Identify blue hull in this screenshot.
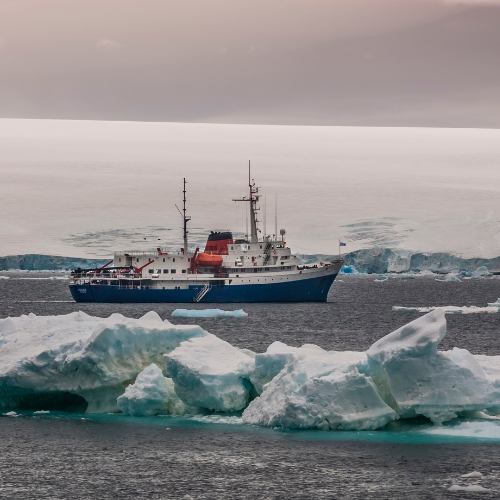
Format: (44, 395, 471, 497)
(69, 273, 338, 303)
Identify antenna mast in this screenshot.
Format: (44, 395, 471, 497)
(182, 178, 191, 253)
(233, 160, 260, 243)
(275, 194, 277, 242)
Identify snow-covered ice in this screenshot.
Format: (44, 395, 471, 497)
(242, 351, 396, 430)
(171, 309, 248, 318)
(165, 334, 255, 412)
(248, 341, 328, 394)
(0, 311, 206, 413)
(117, 363, 190, 416)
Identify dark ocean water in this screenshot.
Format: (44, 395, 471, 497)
(1, 274, 500, 499)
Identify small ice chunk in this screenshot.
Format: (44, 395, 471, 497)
(165, 334, 254, 412)
(461, 471, 483, 478)
(171, 309, 248, 318)
(448, 485, 490, 492)
(33, 410, 50, 414)
(3, 411, 18, 417)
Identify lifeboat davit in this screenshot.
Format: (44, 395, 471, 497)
(196, 253, 223, 267)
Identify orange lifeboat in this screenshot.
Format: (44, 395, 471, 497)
(196, 253, 223, 267)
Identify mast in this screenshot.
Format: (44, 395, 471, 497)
(182, 178, 191, 253)
(233, 160, 260, 243)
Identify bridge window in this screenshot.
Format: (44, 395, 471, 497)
(188, 258, 190, 262)
(163, 269, 168, 274)
(118, 258, 121, 262)
(137, 258, 139, 262)
(260, 245, 262, 249)
(173, 258, 175, 262)
(163, 258, 165, 262)
(171, 269, 176, 274)
(148, 269, 154, 274)
(182, 269, 186, 273)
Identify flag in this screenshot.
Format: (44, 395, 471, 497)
(339, 242, 346, 246)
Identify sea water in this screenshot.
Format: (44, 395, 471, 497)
(1, 274, 500, 498)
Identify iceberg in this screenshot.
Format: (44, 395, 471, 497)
(171, 309, 248, 318)
(0, 311, 206, 413)
(117, 363, 191, 416)
(2, 309, 500, 431)
(165, 334, 255, 412)
(367, 309, 500, 424)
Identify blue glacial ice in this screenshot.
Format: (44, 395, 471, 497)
(2, 309, 500, 433)
(171, 309, 248, 318)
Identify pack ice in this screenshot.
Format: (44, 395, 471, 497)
(0, 311, 205, 413)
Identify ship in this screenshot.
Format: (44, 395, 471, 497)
(69, 166, 343, 303)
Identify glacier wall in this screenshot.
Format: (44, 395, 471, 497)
(0, 254, 107, 271)
(342, 248, 500, 274)
(1, 249, 499, 273)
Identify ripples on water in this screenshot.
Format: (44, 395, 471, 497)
(1, 274, 500, 498)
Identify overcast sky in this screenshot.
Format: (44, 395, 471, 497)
(0, 0, 499, 127)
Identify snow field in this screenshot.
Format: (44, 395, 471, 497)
(1, 309, 500, 432)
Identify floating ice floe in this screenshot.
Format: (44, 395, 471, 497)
(171, 309, 248, 318)
(0, 311, 205, 413)
(488, 298, 500, 307)
(435, 273, 462, 282)
(392, 305, 499, 314)
(448, 485, 490, 493)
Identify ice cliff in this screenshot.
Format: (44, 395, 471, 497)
(342, 248, 500, 274)
(2, 249, 499, 274)
(1, 309, 500, 431)
(0, 254, 107, 271)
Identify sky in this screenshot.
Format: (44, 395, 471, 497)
(0, 0, 499, 127)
